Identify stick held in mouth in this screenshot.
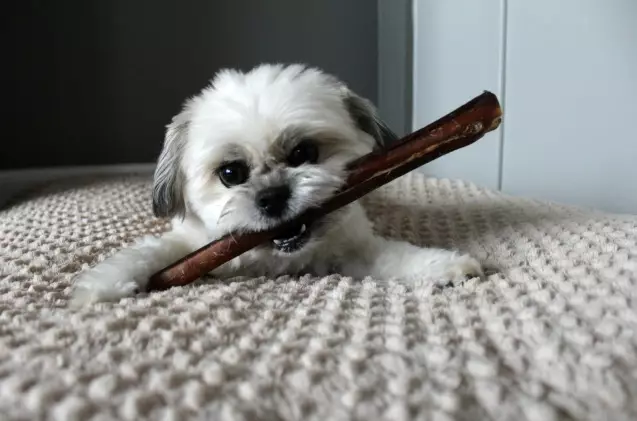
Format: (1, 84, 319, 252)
(147, 91, 503, 292)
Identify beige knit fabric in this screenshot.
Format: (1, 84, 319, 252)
(0, 173, 636, 421)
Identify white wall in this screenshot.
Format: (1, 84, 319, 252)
(413, 0, 637, 215)
(412, 0, 506, 190)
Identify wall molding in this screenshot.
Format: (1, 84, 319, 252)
(0, 163, 156, 209)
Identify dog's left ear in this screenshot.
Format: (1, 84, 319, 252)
(343, 91, 399, 150)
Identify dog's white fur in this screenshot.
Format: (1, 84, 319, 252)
(70, 64, 482, 307)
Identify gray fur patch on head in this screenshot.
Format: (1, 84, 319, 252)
(343, 92, 399, 149)
(152, 108, 190, 218)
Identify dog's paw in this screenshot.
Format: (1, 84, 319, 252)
(431, 254, 484, 287)
(69, 267, 141, 308)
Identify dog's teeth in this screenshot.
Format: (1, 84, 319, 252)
(273, 239, 283, 245)
(300, 224, 307, 233)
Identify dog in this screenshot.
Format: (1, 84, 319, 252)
(70, 63, 482, 306)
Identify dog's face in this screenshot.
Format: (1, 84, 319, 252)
(152, 64, 395, 254)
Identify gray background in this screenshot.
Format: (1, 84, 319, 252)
(5, 0, 408, 170)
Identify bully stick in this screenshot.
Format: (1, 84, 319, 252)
(146, 90, 503, 292)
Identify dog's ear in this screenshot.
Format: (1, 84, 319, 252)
(343, 91, 399, 150)
(152, 107, 190, 219)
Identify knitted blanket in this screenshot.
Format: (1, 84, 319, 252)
(0, 173, 636, 421)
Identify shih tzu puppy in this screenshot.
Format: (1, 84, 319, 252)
(70, 63, 482, 306)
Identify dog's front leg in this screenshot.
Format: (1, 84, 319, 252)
(70, 222, 207, 307)
(342, 235, 483, 286)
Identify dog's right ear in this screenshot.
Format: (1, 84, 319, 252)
(152, 107, 190, 219)
(342, 90, 399, 150)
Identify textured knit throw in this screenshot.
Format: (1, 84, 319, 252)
(0, 173, 636, 421)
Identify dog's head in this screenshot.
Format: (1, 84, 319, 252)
(152, 63, 395, 254)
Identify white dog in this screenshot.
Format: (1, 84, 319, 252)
(70, 63, 482, 306)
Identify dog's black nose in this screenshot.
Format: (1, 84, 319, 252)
(256, 186, 291, 217)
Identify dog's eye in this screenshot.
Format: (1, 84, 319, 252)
(217, 161, 249, 187)
(287, 140, 318, 167)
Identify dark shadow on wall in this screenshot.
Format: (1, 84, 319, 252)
(3, 0, 378, 170)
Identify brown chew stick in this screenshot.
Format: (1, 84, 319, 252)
(147, 91, 503, 292)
